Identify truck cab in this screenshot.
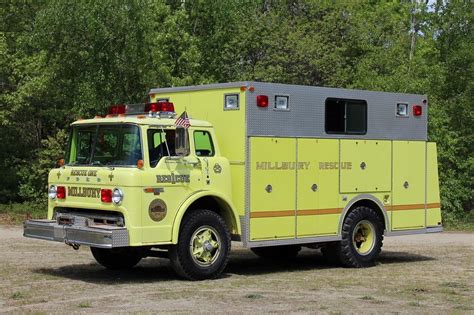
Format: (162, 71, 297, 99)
(25, 102, 238, 279)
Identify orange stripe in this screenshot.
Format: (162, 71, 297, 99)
(388, 203, 441, 211)
(250, 208, 342, 218)
(251, 203, 441, 218)
(250, 210, 294, 218)
(297, 208, 342, 215)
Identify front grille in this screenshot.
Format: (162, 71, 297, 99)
(54, 207, 125, 227)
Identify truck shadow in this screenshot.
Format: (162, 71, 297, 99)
(32, 249, 434, 284)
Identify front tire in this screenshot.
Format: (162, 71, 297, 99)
(169, 210, 231, 280)
(337, 206, 384, 267)
(90, 247, 142, 270)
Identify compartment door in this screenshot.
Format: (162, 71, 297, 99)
(391, 141, 426, 230)
(297, 139, 340, 237)
(340, 140, 391, 193)
(249, 137, 296, 240)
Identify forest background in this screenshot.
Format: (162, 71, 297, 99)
(0, 0, 472, 228)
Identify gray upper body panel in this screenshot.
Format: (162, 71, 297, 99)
(246, 82, 427, 141)
(149, 81, 428, 141)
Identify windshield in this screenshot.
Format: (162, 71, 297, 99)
(66, 124, 142, 166)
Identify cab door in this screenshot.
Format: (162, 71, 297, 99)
(141, 127, 202, 243)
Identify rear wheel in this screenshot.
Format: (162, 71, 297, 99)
(90, 247, 142, 270)
(337, 206, 384, 267)
(251, 245, 301, 260)
(169, 210, 231, 280)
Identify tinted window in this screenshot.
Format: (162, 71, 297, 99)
(194, 131, 214, 157)
(325, 98, 367, 134)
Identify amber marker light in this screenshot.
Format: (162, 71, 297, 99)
(249, 86, 255, 92)
(58, 159, 65, 167)
(240, 86, 247, 92)
(137, 159, 144, 169)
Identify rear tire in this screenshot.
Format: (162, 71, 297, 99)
(251, 245, 301, 260)
(337, 206, 384, 267)
(90, 247, 142, 270)
(169, 210, 231, 280)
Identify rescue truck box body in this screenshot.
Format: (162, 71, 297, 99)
(149, 82, 442, 244)
(24, 81, 442, 279)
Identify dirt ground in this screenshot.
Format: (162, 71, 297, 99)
(0, 226, 472, 314)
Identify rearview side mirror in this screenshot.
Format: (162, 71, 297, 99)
(175, 127, 190, 156)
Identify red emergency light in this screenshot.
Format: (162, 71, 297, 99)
(257, 95, 269, 107)
(108, 104, 126, 115)
(145, 101, 175, 113)
(413, 105, 422, 116)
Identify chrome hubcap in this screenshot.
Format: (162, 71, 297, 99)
(189, 226, 221, 266)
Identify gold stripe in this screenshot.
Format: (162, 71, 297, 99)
(251, 208, 342, 218)
(388, 203, 441, 211)
(297, 208, 342, 215)
(250, 210, 294, 218)
(251, 203, 441, 218)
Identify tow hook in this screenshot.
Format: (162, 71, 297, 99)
(65, 241, 80, 250)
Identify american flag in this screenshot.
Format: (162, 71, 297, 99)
(175, 111, 190, 128)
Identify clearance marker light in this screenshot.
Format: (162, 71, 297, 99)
(257, 95, 269, 107)
(413, 105, 422, 116)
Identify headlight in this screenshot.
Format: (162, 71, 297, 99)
(112, 188, 124, 205)
(48, 185, 57, 200)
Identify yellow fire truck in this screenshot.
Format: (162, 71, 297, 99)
(24, 82, 442, 280)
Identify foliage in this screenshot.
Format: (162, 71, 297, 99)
(0, 0, 472, 223)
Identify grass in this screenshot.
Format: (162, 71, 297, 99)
(0, 202, 47, 225)
(77, 302, 92, 308)
(443, 210, 474, 232)
(245, 293, 263, 299)
(10, 291, 26, 300)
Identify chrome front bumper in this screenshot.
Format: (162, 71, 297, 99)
(24, 219, 129, 248)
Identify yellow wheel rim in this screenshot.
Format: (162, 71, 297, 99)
(352, 220, 375, 256)
(189, 226, 221, 267)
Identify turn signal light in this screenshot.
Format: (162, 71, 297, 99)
(101, 189, 112, 203)
(257, 95, 269, 107)
(413, 105, 422, 116)
(57, 186, 66, 199)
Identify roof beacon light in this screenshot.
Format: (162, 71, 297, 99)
(257, 95, 269, 107)
(145, 101, 175, 113)
(413, 105, 422, 116)
(108, 104, 126, 115)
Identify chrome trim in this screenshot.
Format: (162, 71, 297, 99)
(426, 226, 443, 233)
(385, 226, 443, 236)
(247, 235, 341, 248)
(24, 219, 129, 248)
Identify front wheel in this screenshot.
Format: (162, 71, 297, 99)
(90, 247, 142, 270)
(337, 206, 384, 267)
(169, 210, 231, 280)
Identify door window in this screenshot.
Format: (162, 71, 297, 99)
(193, 131, 214, 157)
